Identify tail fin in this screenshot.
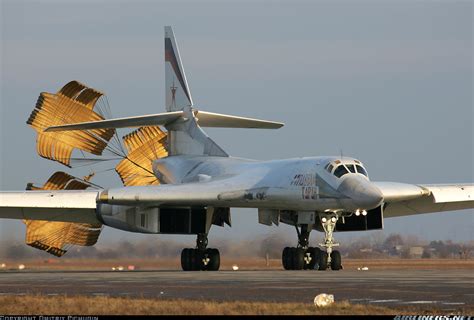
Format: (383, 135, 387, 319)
(45, 27, 284, 159)
(164, 26, 226, 157)
(165, 26, 193, 111)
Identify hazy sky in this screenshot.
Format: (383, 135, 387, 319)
(1, 0, 472, 249)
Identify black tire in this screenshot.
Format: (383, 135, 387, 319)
(207, 248, 220, 271)
(181, 248, 190, 271)
(307, 247, 321, 270)
(190, 249, 202, 271)
(318, 251, 328, 270)
(292, 248, 305, 270)
(330, 250, 342, 270)
(289, 247, 296, 270)
(282, 247, 291, 270)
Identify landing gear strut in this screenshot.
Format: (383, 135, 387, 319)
(319, 213, 342, 270)
(282, 224, 323, 270)
(281, 213, 343, 271)
(181, 233, 220, 271)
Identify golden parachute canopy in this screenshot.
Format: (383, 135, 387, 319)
(23, 81, 171, 256)
(24, 171, 102, 257)
(27, 81, 115, 167)
(115, 126, 168, 186)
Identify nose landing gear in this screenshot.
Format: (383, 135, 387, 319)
(318, 213, 342, 270)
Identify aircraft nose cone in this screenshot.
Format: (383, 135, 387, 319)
(337, 175, 383, 209)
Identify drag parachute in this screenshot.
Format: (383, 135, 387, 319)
(24, 171, 102, 257)
(116, 126, 168, 186)
(23, 81, 170, 256)
(27, 81, 115, 167)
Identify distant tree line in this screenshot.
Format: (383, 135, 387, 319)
(0, 232, 472, 260)
(341, 233, 473, 259)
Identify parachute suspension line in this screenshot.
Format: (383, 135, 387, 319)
(102, 96, 128, 156)
(66, 157, 123, 168)
(94, 167, 119, 174)
(99, 95, 113, 121)
(94, 95, 127, 156)
(121, 155, 157, 177)
(110, 130, 127, 157)
(69, 175, 103, 190)
(94, 95, 127, 157)
(99, 135, 125, 159)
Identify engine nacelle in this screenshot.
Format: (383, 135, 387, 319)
(97, 204, 208, 234)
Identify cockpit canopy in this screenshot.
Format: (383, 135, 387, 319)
(324, 159, 368, 178)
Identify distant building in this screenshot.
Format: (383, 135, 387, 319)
(409, 246, 424, 258)
(394, 245, 404, 253)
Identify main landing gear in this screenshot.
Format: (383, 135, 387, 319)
(181, 233, 220, 271)
(282, 224, 320, 270)
(282, 214, 343, 271)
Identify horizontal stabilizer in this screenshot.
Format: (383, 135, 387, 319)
(45, 111, 183, 132)
(194, 110, 284, 129)
(44, 109, 283, 132)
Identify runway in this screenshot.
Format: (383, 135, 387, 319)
(0, 269, 472, 309)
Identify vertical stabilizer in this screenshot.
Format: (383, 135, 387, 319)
(165, 26, 193, 111)
(164, 26, 227, 157)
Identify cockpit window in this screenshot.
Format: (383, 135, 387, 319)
(346, 164, 356, 173)
(334, 165, 349, 178)
(326, 164, 334, 173)
(355, 165, 367, 177)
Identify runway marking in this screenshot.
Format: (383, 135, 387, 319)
(349, 299, 370, 302)
(402, 301, 437, 304)
(0, 269, 471, 310)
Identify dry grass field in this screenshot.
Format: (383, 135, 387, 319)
(0, 295, 472, 315)
(1, 258, 472, 271)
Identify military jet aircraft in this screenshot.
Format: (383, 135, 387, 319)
(0, 27, 472, 271)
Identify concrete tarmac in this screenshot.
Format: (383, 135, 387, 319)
(0, 269, 472, 309)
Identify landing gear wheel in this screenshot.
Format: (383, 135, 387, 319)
(181, 248, 221, 271)
(317, 251, 328, 270)
(282, 224, 318, 270)
(292, 248, 305, 270)
(282, 247, 307, 270)
(206, 248, 220, 271)
(307, 247, 321, 270)
(181, 248, 191, 271)
(330, 250, 342, 270)
(282, 247, 292, 270)
(191, 249, 203, 271)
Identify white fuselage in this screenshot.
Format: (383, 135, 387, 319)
(113, 155, 383, 212)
